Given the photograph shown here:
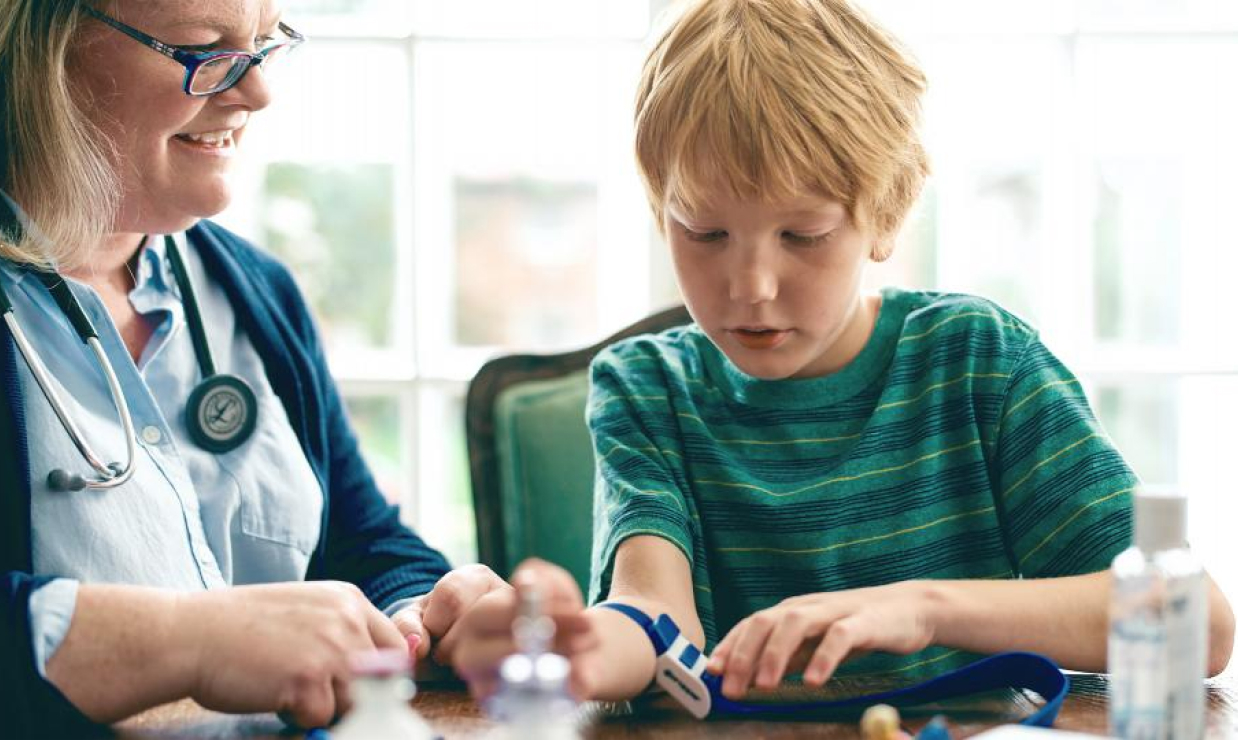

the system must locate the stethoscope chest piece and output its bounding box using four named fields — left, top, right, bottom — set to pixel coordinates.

left=184, top=373, right=257, bottom=454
